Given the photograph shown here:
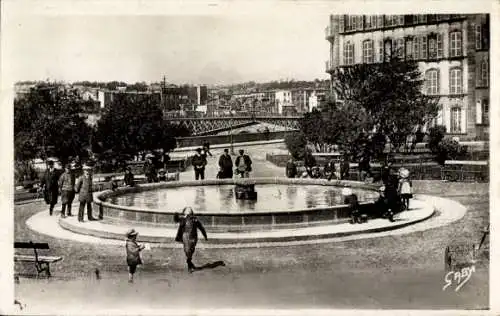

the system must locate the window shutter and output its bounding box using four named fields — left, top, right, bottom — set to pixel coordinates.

left=378, top=40, right=384, bottom=62
left=476, top=100, right=482, bottom=124
left=461, top=107, right=466, bottom=133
